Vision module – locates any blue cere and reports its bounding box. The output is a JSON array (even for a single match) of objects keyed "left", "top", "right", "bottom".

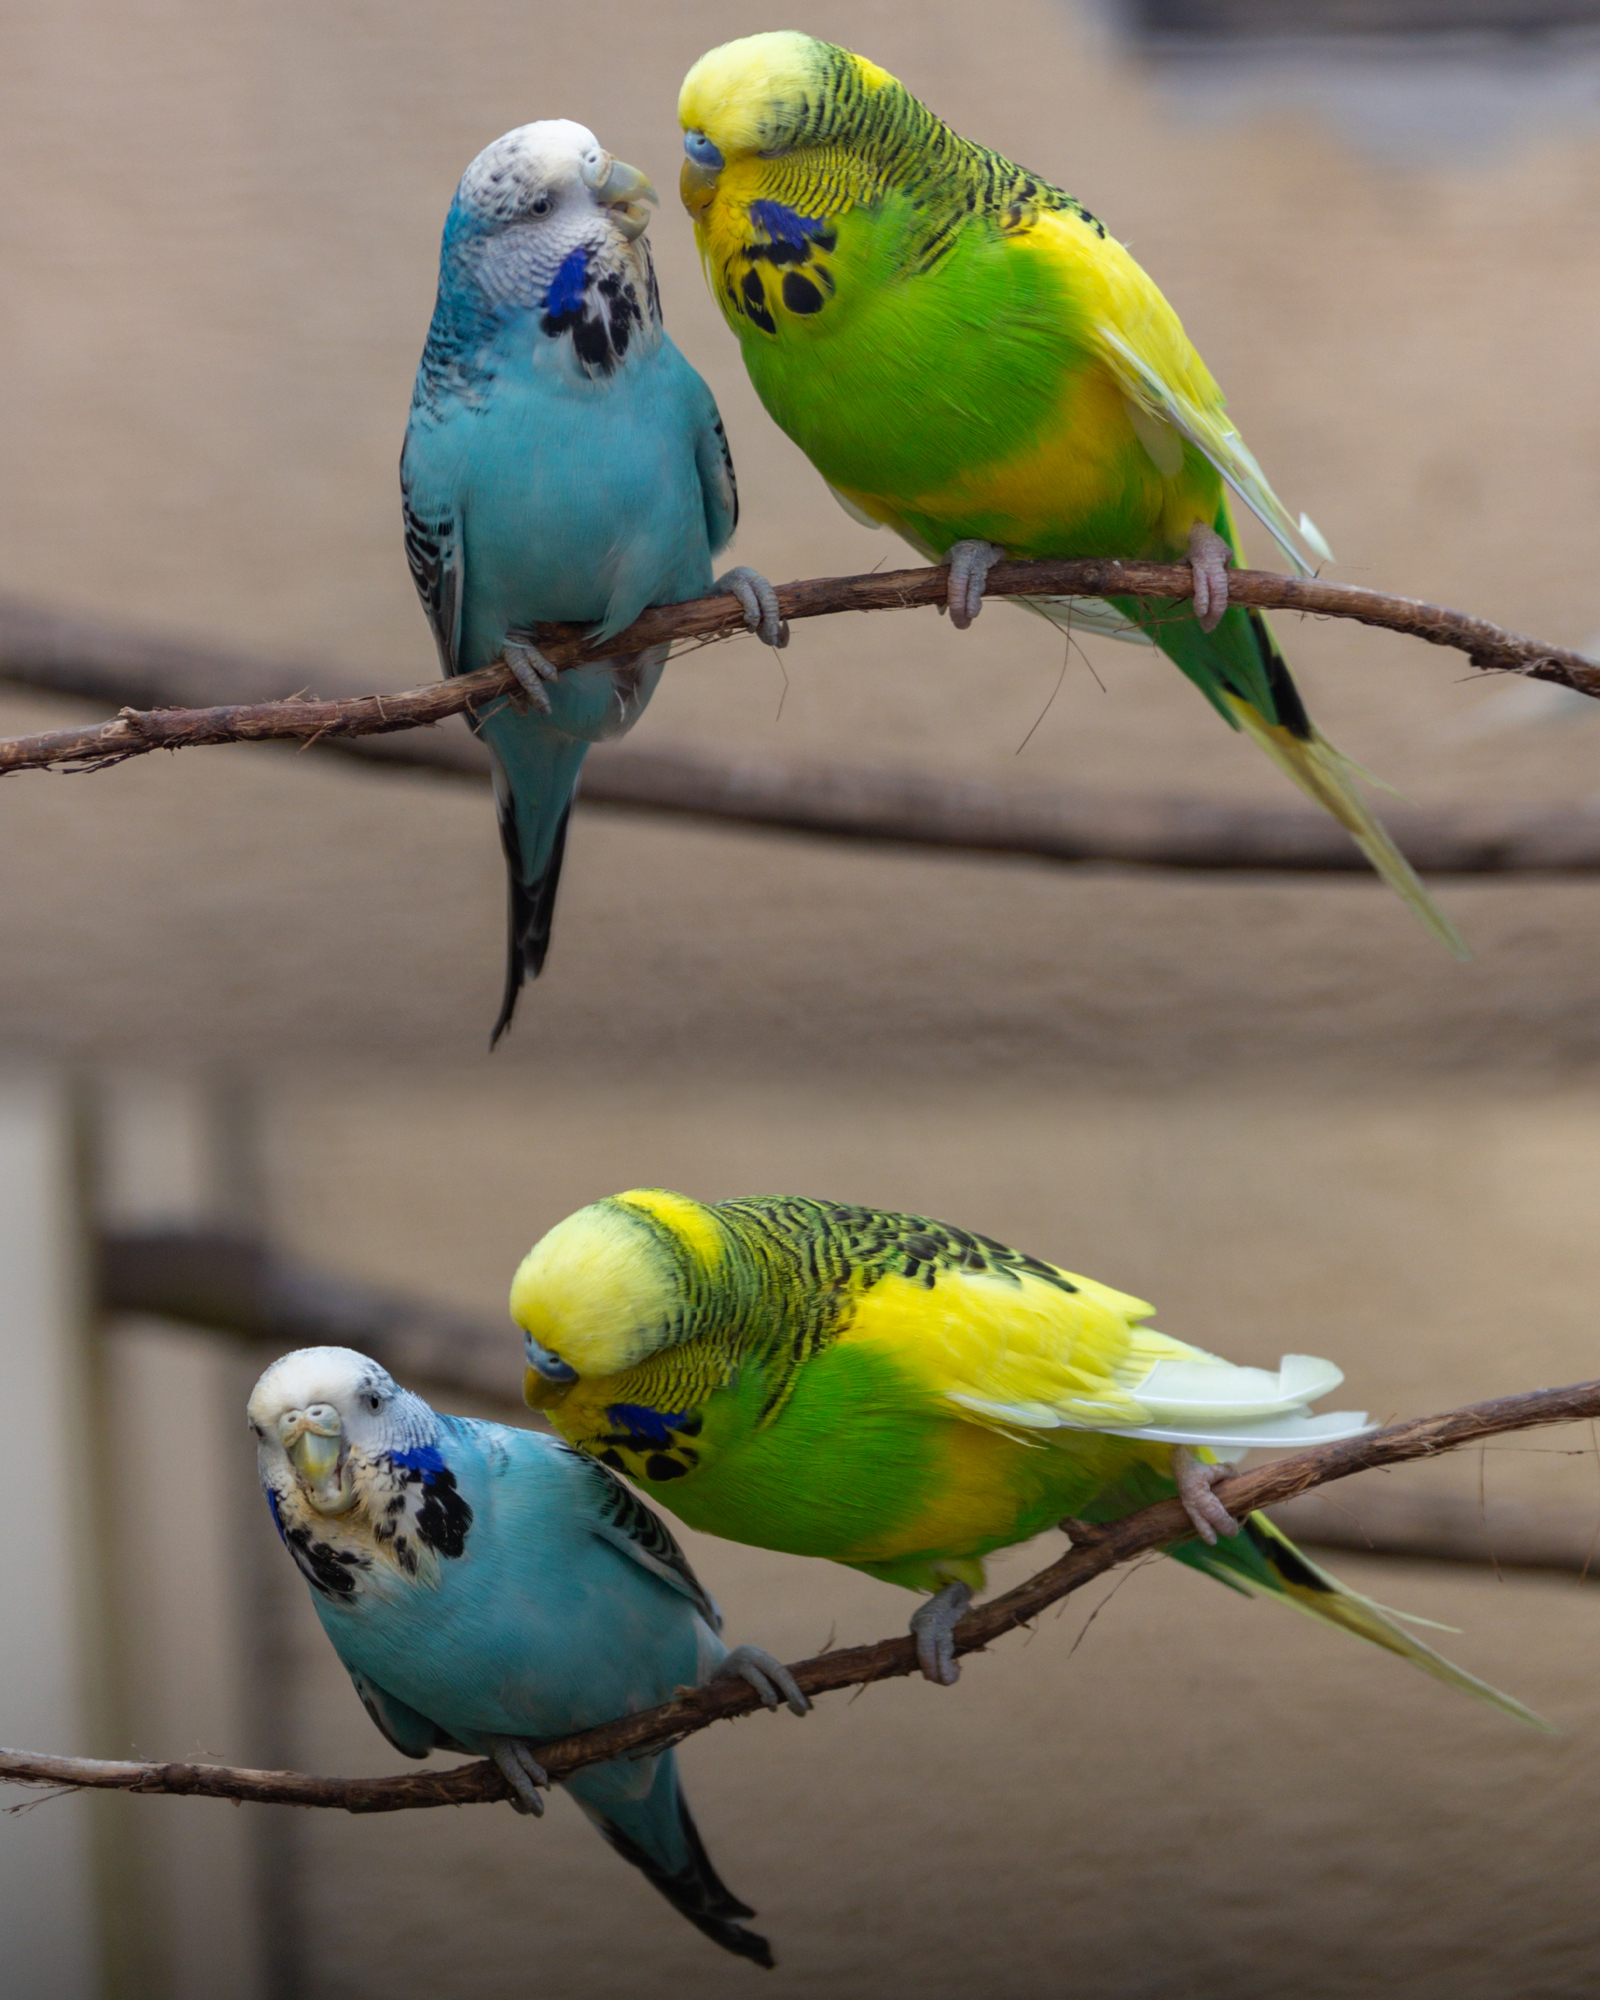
[
  {"left": 526, "top": 1335, "right": 578, "bottom": 1384},
  {"left": 683, "top": 129, "right": 724, "bottom": 170}
]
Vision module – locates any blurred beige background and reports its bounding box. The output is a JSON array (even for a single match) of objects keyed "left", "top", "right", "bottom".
[{"left": 2, "top": 0, "right": 1600, "bottom": 1994}]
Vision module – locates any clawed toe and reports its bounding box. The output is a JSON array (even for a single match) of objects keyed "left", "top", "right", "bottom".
[
  {"left": 1187, "top": 522, "right": 1233, "bottom": 634},
  {"left": 716, "top": 1644, "right": 812, "bottom": 1717},
  {"left": 488, "top": 1736, "right": 550, "bottom": 1816},
  {"left": 909, "top": 1580, "right": 973, "bottom": 1686},
  {"left": 944, "top": 540, "right": 1004, "bottom": 631},
  {"left": 714, "top": 566, "right": 789, "bottom": 650},
  {"left": 502, "top": 637, "right": 557, "bottom": 714},
  {"left": 1171, "top": 1445, "right": 1241, "bottom": 1546}
]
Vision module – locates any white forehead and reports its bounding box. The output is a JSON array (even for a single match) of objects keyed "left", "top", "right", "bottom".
[
  {"left": 458, "top": 120, "right": 608, "bottom": 211},
  {"left": 248, "top": 1347, "right": 393, "bottom": 1427}
]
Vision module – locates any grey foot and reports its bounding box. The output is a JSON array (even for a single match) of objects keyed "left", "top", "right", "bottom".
[
  {"left": 1188, "top": 522, "right": 1233, "bottom": 633},
  {"left": 714, "top": 566, "right": 789, "bottom": 649},
  {"left": 487, "top": 1736, "right": 550, "bottom": 1816},
  {"left": 715, "top": 1644, "right": 811, "bottom": 1717},
  {"left": 944, "top": 539, "right": 1005, "bottom": 631},
  {"left": 909, "top": 1580, "right": 973, "bottom": 1686},
  {"left": 501, "top": 636, "right": 558, "bottom": 714},
  {"left": 1172, "top": 1445, "right": 1241, "bottom": 1546}
]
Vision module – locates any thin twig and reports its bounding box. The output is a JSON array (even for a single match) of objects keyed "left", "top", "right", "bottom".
[
  {"left": 5, "top": 1375, "right": 1597, "bottom": 1814},
  {"left": 0, "top": 559, "right": 1595, "bottom": 777}
]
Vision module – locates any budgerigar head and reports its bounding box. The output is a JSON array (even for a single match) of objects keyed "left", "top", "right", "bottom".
[
  {"left": 510, "top": 1189, "right": 726, "bottom": 1407},
  {"left": 249, "top": 1347, "right": 437, "bottom": 1519},
  {"left": 441, "top": 119, "right": 658, "bottom": 311},
  {"left": 677, "top": 32, "right": 901, "bottom": 220}
]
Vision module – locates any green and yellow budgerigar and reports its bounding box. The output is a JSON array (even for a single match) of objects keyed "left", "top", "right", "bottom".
[
  {"left": 512, "top": 1188, "right": 1537, "bottom": 1718},
  {"left": 677, "top": 32, "right": 1463, "bottom": 953}
]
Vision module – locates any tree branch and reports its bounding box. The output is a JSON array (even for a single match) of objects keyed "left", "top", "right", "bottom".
[
  {"left": 93, "top": 1226, "right": 1600, "bottom": 1573},
  {"left": 1, "top": 559, "right": 1595, "bottom": 779},
  {"left": 6, "top": 591, "right": 1600, "bottom": 876},
  {"left": 6, "top": 1375, "right": 1596, "bottom": 1814}
]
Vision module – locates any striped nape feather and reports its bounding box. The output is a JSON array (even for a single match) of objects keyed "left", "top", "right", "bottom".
[{"left": 681, "top": 32, "right": 1105, "bottom": 268}]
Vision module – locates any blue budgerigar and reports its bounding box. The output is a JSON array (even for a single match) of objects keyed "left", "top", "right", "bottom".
[
  {"left": 249, "top": 1347, "right": 807, "bottom": 1966},
  {"left": 401, "top": 120, "right": 786, "bottom": 1044}
]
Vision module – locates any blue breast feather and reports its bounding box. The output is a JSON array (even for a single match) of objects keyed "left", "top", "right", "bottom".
[{"left": 308, "top": 1424, "right": 711, "bottom": 1746}]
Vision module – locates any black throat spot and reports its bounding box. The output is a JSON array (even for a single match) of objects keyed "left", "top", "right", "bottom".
[{"left": 540, "top": 264, "right": 650, "bottom": 378}]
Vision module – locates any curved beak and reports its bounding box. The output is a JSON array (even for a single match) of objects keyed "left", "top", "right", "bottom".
[
  {"left": 278, "top": 1409, "right": 356, "bottom": 1515},
  {"left": 679, "top": 156, "right": 717, "bottom": 221},
  {"left": 582, "top": 154, "right": 658, "bottom": 242}
]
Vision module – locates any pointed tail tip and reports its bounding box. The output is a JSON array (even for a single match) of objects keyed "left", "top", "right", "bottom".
[
  {"left": 1241, "top": 1515, "right": 1551, "bottom": 1732},
  {"left": 709, "top": 1921, "right": 775, "bottom": 1969},
  {"left": 1344, "top": 820, "right": 1471, "bottom": 962},
  {"left": 1226, "top": 697, "right": 1470, "bottom": 960}
]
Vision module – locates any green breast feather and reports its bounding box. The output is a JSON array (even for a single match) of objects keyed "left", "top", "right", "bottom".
[
  {"left": 563, "top": 1197, "right": 1107, "bottom": 1569},
  {"left": 724, "top": 181, "right": 1095, "bottom": 506}
]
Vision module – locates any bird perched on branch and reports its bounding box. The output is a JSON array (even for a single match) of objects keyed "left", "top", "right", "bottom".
[
  {"left": 402, "top": 120, "right": 786, "bottom": 1045},
  {"left": 249, "top": 1346, "right": 807, "bottom": 1966},
  {"left": 512, "top": 1189, "right": 1538, "bottom": 1720},
  {"left": 676, "top": 33, "right": 1463, "bottom": 954}
]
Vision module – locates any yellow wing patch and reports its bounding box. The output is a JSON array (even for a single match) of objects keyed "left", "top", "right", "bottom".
[
  {"left": 1031, "top": 208, "right": 1331, "bottom": 573},
  {"left": 840, "top": 1259, "right": 1165, "bottom": 1433}
]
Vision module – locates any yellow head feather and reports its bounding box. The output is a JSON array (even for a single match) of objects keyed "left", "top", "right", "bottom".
[
  {"left": 509, "top": 1189, "right": 723, "bottom": 1384},
  {"left": 679, "top": 32, "right": 895, "bottom": 159}
]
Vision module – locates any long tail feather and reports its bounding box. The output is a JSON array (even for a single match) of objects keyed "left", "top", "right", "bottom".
[
  {"left": 569, "top": 1753, "right": 774, "bottom": 1967},
  {"left": 1175, "top": 1511, "right": 1548, "bottom": 1729},
  {"left": 1221, "top": 688, "right": 1468, "bottom": 958}
]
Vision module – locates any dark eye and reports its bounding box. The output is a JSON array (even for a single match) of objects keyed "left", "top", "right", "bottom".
[
  {"left": 365, "top": 1393, "right": 382, "bottom": 1412},
  {"left": 530, "top": 192, "right": 552, "bottom": 216},
  {"left": 683, "top": 130, "right": 723, "bottom": 171}
]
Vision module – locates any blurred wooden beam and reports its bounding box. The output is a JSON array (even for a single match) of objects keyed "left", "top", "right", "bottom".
[
  {"left": 0, "top": 1072, "right": 105, "bottom": 1998},
  {"left": 1270, "top": 1485, "right": 1600, "bottom": 1573},
  {"left": 3, "top": 594, "right": 1600, "bottom": 875},
  {"left": 93, "top": 1224, "right": 1600, "bottom": 1575},
  {"left": 97, "top": 1226, "right": 514, "bottom": 1408},
  {"left": 1132, "top": 0, "right": 1600, "bottom": 38}
]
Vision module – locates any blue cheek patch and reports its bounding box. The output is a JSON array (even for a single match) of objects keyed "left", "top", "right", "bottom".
[
  {"left": 544, "top": 246, "right": 590, "bottom": 319},
  {"left": 748, "top": 200, "right": 828, "bottom": 251},
  {"left": 606, "top": 1403, "right": 692, "bottom": 1447},
  {"left": 390, "top": 1443, "right": 448, "bottom": 1476}
]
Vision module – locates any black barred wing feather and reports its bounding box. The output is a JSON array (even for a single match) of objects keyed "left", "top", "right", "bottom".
[
  {"left": 723, "top": 1194, "right": 1085, "bottom": 1300},
  {"left": 568, "top": 1445, "right": 722, "bottom": 1631},
  {"left": 692, "top": 397, "right": 739, "bottom": 556},
  {"left": 401, "top": 491, "right": 464, "bottom": 678}
]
